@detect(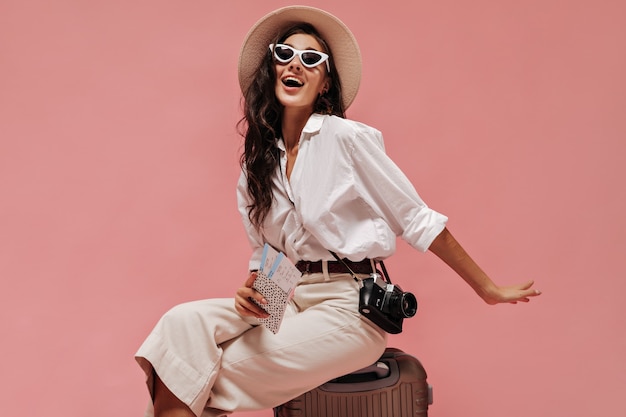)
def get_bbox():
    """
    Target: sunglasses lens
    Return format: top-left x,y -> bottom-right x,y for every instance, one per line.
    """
274,45 -> 294,61
301,52 -> 323,66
